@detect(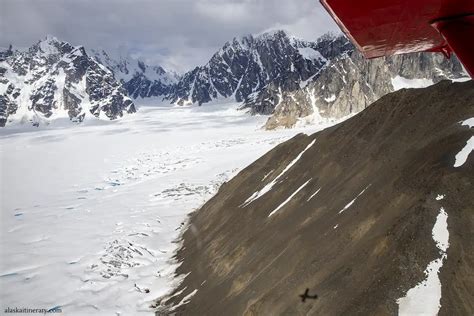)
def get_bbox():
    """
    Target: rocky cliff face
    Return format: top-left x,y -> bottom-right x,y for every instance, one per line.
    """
156,80 -> 474,315
164,30 -> 466,129
166,31 -> 350,106
0,36 -> 136,127
263,49 -> 467,129
91,50 -> 179,99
